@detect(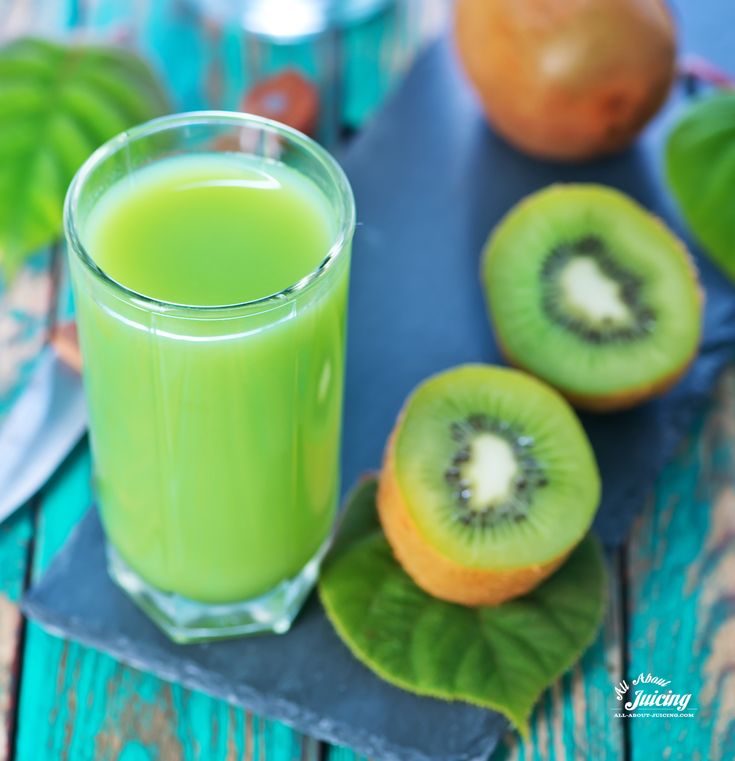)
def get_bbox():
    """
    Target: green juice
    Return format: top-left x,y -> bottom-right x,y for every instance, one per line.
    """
72,153 -> 349,604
